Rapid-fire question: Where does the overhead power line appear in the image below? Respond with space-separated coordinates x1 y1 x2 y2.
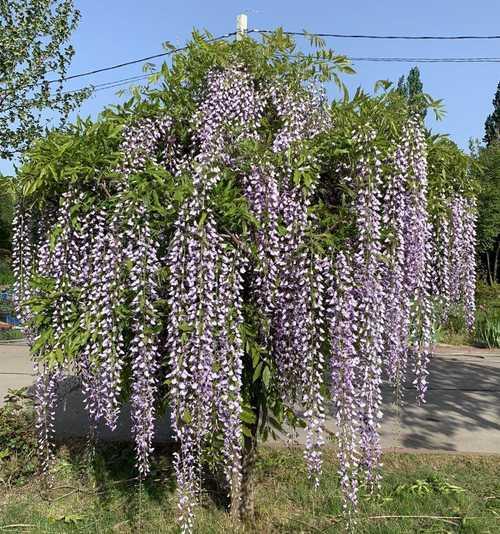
252 29 500 40
52 26 500 95
65 55 500 97
92 74 152 90
46 31 238 86
350 56 500 63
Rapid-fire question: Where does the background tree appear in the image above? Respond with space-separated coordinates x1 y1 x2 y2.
397 66 427 119
471 82 500 284
474 142 500 283
484 82 500 147
0 0 89 160
0 176 14 284
0 191 12 252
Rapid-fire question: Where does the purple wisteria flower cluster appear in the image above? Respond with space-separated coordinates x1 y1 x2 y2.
12 204 33 324
166 67 332 528
329 118 470 512
449 195 477 329
332 128 386 509
12 64 478 533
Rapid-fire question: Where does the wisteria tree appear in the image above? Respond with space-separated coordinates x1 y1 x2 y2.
12 32 477 531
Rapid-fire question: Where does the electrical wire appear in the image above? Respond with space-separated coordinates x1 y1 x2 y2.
349 57 500 63
251 29 500 40
64 55 500 97
45 31 238 86
47 27 500 88
53 26 500 98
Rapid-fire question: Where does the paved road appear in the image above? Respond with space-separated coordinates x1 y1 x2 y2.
0 340 35 400
1 340 500 453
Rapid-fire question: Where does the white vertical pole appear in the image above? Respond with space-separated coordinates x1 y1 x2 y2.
236 13 248 41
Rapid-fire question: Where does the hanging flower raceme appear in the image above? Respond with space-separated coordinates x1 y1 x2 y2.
33 363 62 474
300 255 329 486
330 250 360 514
461 197 477 329
243 163 281 317
404 118 433 402
12 204 33 325
449 195 477 329
167 196 245 531
214 249 246 510
271 186 310 395
349 134 385 490
78 207 110 425
122 200 162 478
382 125 412 403
77 205 126 430
382 134 412 399
432 200 452 322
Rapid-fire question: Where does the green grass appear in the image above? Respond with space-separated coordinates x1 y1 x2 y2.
0 399 499 533
1 447 500 533
0 329 24 341
474 310 500 348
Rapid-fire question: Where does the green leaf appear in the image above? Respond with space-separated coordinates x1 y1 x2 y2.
252 361 263 382
198 211 207 227
181 410 192 424
262 365 271 388
240 408 257 425
251 346 261 368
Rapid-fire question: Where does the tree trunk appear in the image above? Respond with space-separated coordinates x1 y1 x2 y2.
494 239 500 284
486 252 493 285
231 432 257 522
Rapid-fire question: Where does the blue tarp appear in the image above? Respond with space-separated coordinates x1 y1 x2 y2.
0 290 20 325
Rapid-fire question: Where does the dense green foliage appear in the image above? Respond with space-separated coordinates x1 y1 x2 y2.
0 176 13 285
0 390 37 484
0 177 13 251
473 142 500 284
474 283 500 348
484 82 500 147
0 0 89 159
438 282 500 347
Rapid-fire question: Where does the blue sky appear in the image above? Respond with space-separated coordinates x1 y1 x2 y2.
1 0 499 175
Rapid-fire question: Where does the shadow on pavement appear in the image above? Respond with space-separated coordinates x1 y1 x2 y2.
21 354 500 453
380 356 500 452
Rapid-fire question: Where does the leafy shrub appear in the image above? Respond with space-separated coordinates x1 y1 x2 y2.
0 259 13 286
474 309 500 348
0 329 24 341
0 390 38 484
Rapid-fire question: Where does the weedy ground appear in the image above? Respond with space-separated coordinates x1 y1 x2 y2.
0 329 24 341
0 396 500 533
437 283 500 348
